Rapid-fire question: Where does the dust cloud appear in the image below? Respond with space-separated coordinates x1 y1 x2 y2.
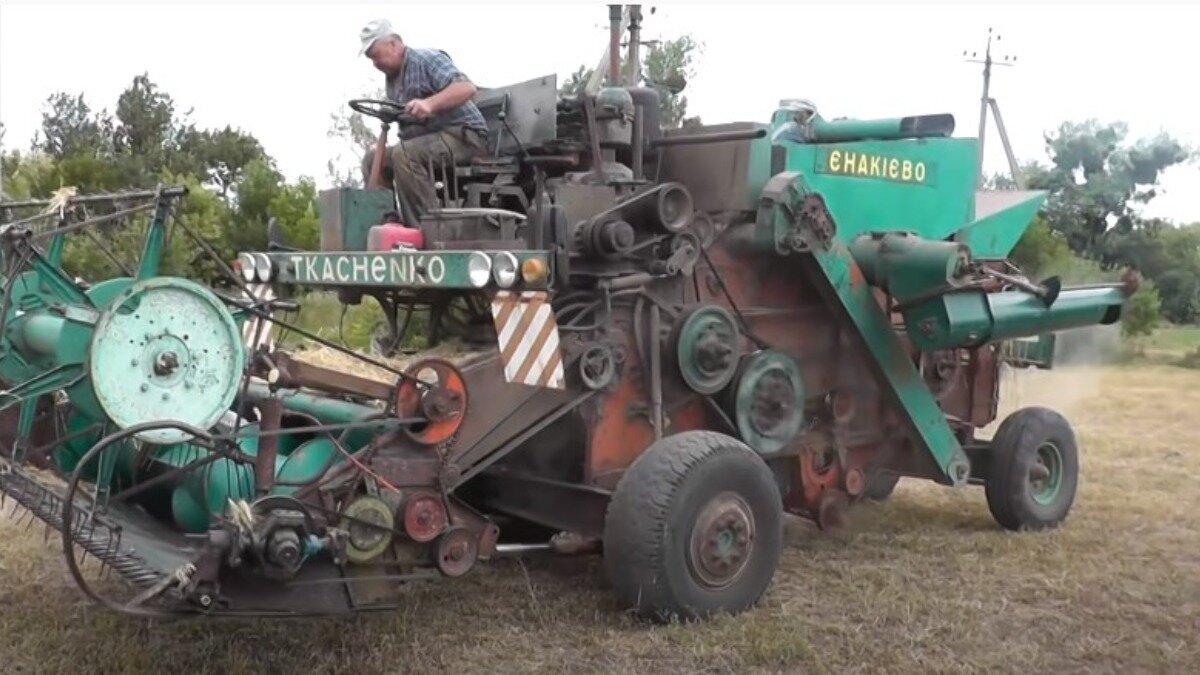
990 324 1120 432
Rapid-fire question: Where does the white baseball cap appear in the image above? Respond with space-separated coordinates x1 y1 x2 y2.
359 18 396 56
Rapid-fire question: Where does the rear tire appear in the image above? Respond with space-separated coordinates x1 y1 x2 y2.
984 407 1079 531
603 430 783 622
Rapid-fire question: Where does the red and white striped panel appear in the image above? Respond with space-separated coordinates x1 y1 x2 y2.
241 283 275 352
490 290 565 389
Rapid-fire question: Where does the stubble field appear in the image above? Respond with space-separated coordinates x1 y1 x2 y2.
1 331 1197 674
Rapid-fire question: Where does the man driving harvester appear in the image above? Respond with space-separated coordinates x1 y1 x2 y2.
358 19 489 224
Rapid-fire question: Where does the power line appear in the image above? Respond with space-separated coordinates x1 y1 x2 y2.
963 28 1023 189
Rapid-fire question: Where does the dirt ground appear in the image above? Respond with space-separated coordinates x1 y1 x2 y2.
1 360 1197 674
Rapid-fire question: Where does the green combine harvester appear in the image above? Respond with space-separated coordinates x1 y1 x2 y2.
0 5 1132 621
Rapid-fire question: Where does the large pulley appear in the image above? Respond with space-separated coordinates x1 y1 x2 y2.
673 305 741 395
722 350 805 455
89 278 245 444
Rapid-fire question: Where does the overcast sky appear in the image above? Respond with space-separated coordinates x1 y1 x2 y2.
2 1 1198 223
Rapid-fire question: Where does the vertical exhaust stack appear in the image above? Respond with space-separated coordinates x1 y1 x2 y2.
626 5 642 86
608 5 623 87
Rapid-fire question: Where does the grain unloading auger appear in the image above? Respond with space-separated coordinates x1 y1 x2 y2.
0 6 1135 621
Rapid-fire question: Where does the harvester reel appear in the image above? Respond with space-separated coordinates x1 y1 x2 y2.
90 278 245 445
674 305 741 395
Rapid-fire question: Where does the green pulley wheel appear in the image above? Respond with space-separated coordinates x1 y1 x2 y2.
89 277 246 445
674 305 741 395
726 350 805 456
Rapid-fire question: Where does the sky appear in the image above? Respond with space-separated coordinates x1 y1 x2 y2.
2 0 1199 223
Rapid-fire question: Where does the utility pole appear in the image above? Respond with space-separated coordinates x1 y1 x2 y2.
964 28 1022 189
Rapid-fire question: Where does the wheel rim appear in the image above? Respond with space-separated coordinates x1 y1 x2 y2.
688 491 756 590
1030 441 1064 505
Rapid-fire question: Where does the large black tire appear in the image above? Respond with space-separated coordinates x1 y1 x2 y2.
984 406 1079 531
603 430 783 622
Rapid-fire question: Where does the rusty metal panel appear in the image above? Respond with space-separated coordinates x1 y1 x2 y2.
657 122 769 213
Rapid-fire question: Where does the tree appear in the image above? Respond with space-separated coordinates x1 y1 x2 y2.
325 88 385 189
5 74 318 288
642 35 701 128
1025 121 1192 266
178 126 270 198
1121 279 1161 339
36 92 115 159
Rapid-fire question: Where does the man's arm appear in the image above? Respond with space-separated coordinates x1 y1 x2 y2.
405 50 478 118
418 80 477 115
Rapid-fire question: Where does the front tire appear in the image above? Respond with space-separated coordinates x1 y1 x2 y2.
603 430 783 622
984 407 1079 531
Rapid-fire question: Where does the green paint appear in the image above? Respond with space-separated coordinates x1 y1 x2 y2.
270 250 551 290
758 172 969 486
956 191 1046 259
272 437 344 497
47 229 66 268
1031 442 1064 505
756 107 1051 258
319 187 397 251
848 232 968 304
903 285 1126 352
676 305 740 394
135 197 173 280
89 277 246 444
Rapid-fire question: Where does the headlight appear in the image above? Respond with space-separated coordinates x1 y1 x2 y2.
521 257 549 285
251 253 273 282
467 251 492 288
492 251 519 288
236 253 256 282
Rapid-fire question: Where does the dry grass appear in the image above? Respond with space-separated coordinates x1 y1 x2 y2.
2 361 1199 674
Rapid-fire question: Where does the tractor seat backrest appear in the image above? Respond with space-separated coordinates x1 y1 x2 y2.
470 74 559 158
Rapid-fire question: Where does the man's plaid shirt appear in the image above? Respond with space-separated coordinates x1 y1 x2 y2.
385 47 488 139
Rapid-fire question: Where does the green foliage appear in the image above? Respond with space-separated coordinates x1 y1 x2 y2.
325 87 385 189
1014 119 1199 332
1121 279 1161 339
1103 223 1200 324
270 179 321 251
1010 215 1072 277
4 73 317 290
556 32 702 128
642 35 701 128
558 65 593 98
1026 120 1193 265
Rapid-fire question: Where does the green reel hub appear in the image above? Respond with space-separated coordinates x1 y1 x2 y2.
725 350 805 455
89 277 245 445
675 305 741 395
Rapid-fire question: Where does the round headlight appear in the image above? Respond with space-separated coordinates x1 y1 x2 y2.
467 251 492 288
237 253 256 283
492 251 519 288
251 253 273 282
521 257 549 285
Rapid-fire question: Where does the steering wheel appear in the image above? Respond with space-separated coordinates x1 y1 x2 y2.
349 98 427 126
